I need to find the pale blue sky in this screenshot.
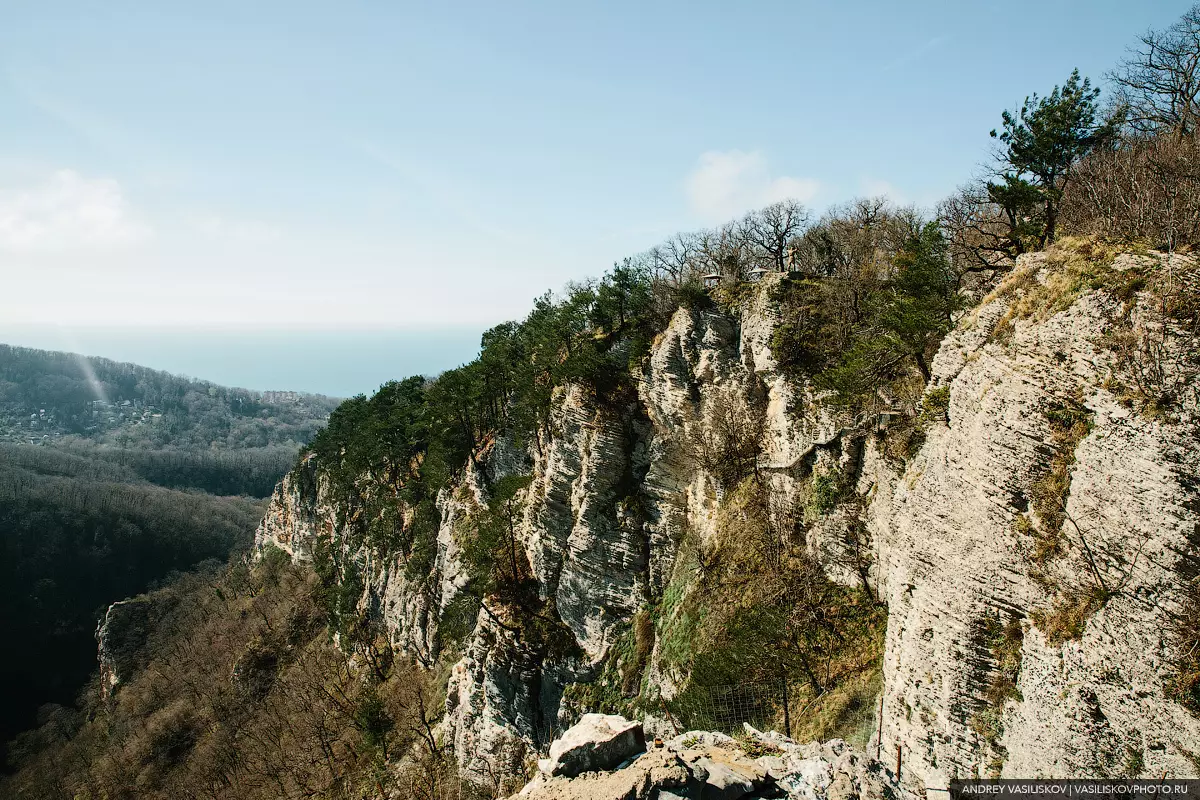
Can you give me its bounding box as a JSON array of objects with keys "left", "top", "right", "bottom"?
[{"left": 0, "top": 0, "right": 1187, "bottom": 330}]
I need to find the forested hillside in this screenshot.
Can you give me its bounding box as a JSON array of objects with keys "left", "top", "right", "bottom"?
[
  {"left": 0, "top": 344, "right": 339, "bottom": 448},
  {"left": 0, "top": 446, "right": 262, "bottom": 746},
  {"left": 0, "top": 348, "right": 337, "bottom": 757}
]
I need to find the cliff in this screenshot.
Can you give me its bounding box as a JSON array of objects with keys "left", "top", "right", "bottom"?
[
  {"left": 875, "top": 245, "right": 1200, "bottom": 780},
  {"left": 255, "top": 241, "right": 1200, "bottom": 788}
]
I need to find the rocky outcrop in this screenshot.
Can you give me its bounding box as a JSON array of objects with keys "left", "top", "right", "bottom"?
[
  {"left": 96, "top": 594, "right": 173, "bottom": 700},
  {"left": 513, "top": 720, "right": 913, "bottom": 800},
  {"left": 538, "top": 713, "right": 647, "bottom": 777}
]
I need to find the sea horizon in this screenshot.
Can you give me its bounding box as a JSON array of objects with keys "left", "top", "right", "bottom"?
[{"left": 0, "top": 325, "right": 487, "bottom": 399}]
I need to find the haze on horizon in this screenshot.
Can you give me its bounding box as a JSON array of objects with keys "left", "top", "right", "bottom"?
[{"left": 0, "top": 0, "right": 1183, "bottom": 335}]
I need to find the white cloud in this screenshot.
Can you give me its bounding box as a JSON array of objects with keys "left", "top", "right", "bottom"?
[
  {"left": 189, "top": 213, "right": 282, "bottom": 243},
  {"left": 0, "top": 170, "right": 149, "bottom": 250},
  {"left": 860, "top": 178, "right": 906, "bottom": 204},
  {"left": 685, "top": 150, "right": 819, "bottom": 222}
]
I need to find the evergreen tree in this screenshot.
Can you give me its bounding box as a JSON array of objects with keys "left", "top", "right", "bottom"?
[{"left": 990, "top": 69, "right": 1122, "bottom": 246}]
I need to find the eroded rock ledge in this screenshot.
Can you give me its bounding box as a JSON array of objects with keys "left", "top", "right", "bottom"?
[{"left": 512, "top": 715, "right": 912, "bottom": 800}]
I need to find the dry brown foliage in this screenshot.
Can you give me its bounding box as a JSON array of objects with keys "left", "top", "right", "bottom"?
[
  {"left": 1060, "top": 131, "right": 1200, "bottom": 249},
  {"left": 2, "top": 555, "right": 473, "bottom": 800}
]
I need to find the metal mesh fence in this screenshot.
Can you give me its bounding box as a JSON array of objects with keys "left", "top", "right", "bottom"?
[{"left": 667, "top": 681, "right": 788, "bottom": 735}]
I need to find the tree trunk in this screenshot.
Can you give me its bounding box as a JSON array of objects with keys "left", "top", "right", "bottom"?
[{"left": 914, "top": 351, "right": 931, "bottom": 383}]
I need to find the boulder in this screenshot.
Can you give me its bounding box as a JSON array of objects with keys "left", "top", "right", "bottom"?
[
  {"left": 542, "top": 714, "right": 647, "bottom": 778},
  {"left": 689, "top": 755, "right": 761, "bottom": 799}
]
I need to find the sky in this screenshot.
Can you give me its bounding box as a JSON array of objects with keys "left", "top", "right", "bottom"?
[{"left": 0, "top": 0, "right": 1190, "bottom": 387}]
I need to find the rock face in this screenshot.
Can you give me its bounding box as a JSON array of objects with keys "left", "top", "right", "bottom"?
[
  {"left": 254, "top": 250, "right": 1200, "bottom": 786},
  {"left": 96, "top": 594, "right": 171, "bottom": 700},
  {"left": 874, "top": 251, "right": 1200, "bottom": 782},
  {"left": 513, "top": 721, "right": 913, "bottom": 800}
]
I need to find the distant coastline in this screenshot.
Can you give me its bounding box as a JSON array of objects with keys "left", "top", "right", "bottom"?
[{"left": 0, "top": 325, "right": 485, "bottom": 398}]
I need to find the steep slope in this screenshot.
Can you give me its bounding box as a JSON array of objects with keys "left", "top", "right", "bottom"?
[
  {"left": 254, "top": 241, "right": 1200, "bottom": 790},
  {"left": 874, "top": 245, "right": 1200, "bottom": 780}
]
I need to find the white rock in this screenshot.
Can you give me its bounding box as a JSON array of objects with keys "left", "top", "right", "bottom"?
[{"left": 542, "top": 714, "right": 647, "bottom": 778}]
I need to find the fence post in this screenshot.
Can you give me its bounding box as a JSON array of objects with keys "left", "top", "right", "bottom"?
[
  {"left": 781, "top": 678, "right": 791, "bottom": 738},
  {"left": 658, "top": 692, "right": 681, "bottom": 736},
  {"left": 876, "top": 692, "right": 884, "bottom": 761}
]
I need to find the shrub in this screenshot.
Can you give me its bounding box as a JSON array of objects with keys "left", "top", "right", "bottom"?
[
  {"left": 1031, "top": 585, "right": 1108, "bottom": 646},
  {"left": 1061, "top": 130, "right": 1200, "bottom": 249},
  {"left": 807, "top": 468, "right": 844, "bottom": 517},
  {"left": 1168, "top": 576, "right": 1200, "bottom": 714},
  {"left": 918, "top": 386, "right": 951, "bottom": 425}
]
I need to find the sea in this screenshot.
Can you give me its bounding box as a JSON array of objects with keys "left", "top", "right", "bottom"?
[{"left": 0, "top": 325, "right": 487, "bottom": 399}]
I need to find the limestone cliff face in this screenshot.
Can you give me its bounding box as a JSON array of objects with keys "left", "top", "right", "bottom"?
[
  {"left": 255, "top": 382, "right": 655, "bottom": 778},
  {"left": 875, "top": 250, "right": 1200, "bottom": 782},
  {"left": 254, "top": 251, "right": 1200, "bottom": 785}
]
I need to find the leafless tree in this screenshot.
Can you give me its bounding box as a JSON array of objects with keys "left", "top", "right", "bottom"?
[
  {"left": 937, "top": 183, "right": 1020, "bottom": 278},
  {"left": 649, "top": 231, "right": 703, "bottom": 283},
  {"left": 1111, "top": 5, "right": 1200, "bottom": 136},
  {"left": 689, "top": 384, "right": 766, "bottom": 489},
  {"left": 741, "top": 199, "right": 810, "bottom": 272},
  {"left": 697, "top": 222, "right": 752, "bottom": 280},
  {"left": 1059, "top": 129, "right": 1200, "bottom": 248}
]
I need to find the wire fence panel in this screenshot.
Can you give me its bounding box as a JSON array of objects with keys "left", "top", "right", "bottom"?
[{"left": 669, "top": 681, "right": 787, "bottom": 735}]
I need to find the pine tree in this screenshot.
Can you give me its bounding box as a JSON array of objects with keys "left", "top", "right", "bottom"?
[{"left": 990, "top": 69, "right": 1122, "bottom": 245}]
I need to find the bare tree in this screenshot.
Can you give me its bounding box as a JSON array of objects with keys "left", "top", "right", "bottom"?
[
  {"left": 1111, "top": 5, "right": 1200, "bottom": 136},
  {"left": 689, "top": 384, "right": 766, "bottom": 490},
  {"left": 937, "top": 183, "right": 1022, "bottom": 278},
  {"left": 649, "top": 231, "right": 703, "bottom": 283},
  {"left": 697, "top": 221, "right": 752, "bottom": 280},
  {"left": 742, "top": 199, "right": 810, "bottom": 272}
]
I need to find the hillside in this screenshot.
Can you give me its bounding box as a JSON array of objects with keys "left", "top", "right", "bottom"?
[
  {"left": 10, "top": 232, "right": 1198, "bottom": 799},
  {"left": 6, "top": 13, "right": 1200, "bottom": 797},
  {"left": 254, "top": 240, "right": 1200, "bottom": 786},
  {"left": 0, "top": 343, "right": 339, "bottom": 448},
  {"left": 0, "top": 446, "right": 263, "bottom": 749},
  {"left": 0, "top": 348, "right": 338, "bottom": 755}
]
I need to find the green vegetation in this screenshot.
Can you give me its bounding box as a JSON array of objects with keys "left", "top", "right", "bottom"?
[
  {"left": 12, "top": 7, "right": 1200, "bottom": 790},
  {"left": 807, "top": 468, "right": 845, "bottom": 518},
  {"left": 454, "top": 472, "right": 578, "bottom": 662},
  {"left": 943, "top": 12, "right": 1200, "bottom": 267},
  {"left": 770, "top": 210, "right": 960, "bottom": 414},
  {"left": 917, "top": 386, "right": 951, "bottom": 426},
  {"left": 0, "top": 350, "right": 332, "bottom": 758},
  {"left": 653, "top": 480, "right": 886, "bottom": 744},
  {"left": 299, "top": 261, "right": 669, "bottom": 642},
  {"left": 559, "top": 617, "right": 652, "bottom": 721},
  {"left": 989, "top": 69, "right": 1121, "bottom": 248},
  {"left": 0, "top": 344, "right": 338, "bottom": 449}
]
